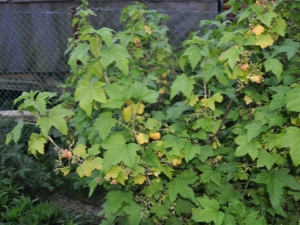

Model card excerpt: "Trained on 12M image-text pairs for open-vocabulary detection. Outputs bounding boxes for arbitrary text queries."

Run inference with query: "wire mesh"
[0,7,218,111]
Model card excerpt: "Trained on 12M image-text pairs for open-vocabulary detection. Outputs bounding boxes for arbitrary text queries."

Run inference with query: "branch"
[211,82,239,142]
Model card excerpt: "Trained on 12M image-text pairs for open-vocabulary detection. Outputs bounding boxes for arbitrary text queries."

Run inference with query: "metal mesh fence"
[0,7,218,111]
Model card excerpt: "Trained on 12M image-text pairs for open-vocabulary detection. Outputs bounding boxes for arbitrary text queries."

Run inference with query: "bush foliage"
[7,0,300,224]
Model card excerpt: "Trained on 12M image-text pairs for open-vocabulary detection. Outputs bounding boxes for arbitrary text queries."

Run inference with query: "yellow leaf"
[244,95,253,105]
[58,166,71,176]
[144,25,152,35]
[73,144,86,157]
[149,132,161,140]
[116,170,128,185]
[134,37,140,44]
[256,34,274,49]
[136,133,149,145]
[77,161,92,177]
[171,158,182,166]
[134,175,147,185]
[161,72,167,78]
[252,25,265,36]
[188,94,199,107]
[158,88,165,94]
[105,165,122,179]
[249,75,264,83]
[123,103,145,122]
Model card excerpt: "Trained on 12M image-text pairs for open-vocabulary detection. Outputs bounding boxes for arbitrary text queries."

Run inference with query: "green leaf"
[102,83,134,108]
[264,58,283,81]
[89,36,101,58]
[74,81,107,117]
[254,168,300,208]
[216,184,241,204]
[284,88,300,112]
[68,42,90,66]
[106,190,133,214]
[217,162,237,182]
[175,198,195,216]
[280,127,300,166]
[199,164,221,186]
[220,45,241,70]
[192,196,225,225]
[28,133,47,157]
[87,144,101,155]
[166,170,198,203]
[37,105,74,137]
[123,203,142,225]
[94,112,116,140]
[88,178,99,198]
[269,93,285,110]
[184,142,201,163]
[272,16,286,36]
[99,44,131,75]
[133,82,158,103]
[257,12,276,27]
[150,204,170,220]
[170,73,196,99]
[245,122,267,141]
[102,134,140,171]
[34,92,57,116]
[97,27,114,47]
[145,118,160,130]
[6,120,24,144]
[256,150,276,170]
[273,39,299,60]
[182,45,202,69]
[234,135,260,160]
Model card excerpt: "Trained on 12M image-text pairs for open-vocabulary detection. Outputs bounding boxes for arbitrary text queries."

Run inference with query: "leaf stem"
[103,70,110,85]
[48,135,60,150]
[242,172,252,202]
[211,82,239,142]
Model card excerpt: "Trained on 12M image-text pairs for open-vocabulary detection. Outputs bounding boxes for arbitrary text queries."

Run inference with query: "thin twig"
[211,82,239,142]
[48,135,60,150]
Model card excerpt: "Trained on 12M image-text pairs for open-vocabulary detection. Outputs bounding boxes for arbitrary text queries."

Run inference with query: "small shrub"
[7,0,300,224]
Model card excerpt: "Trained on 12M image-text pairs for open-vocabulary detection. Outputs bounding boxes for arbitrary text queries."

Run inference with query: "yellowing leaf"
[28,133,47,157]
[172,158,182,166]
[89,157,103,170]
[58,166,71,176]
[256,34,274,49]
[116,170,128,185]
[123,103,145,122]
[73,144,87,157]
[189,94,199,106]
[144,25,152,35]
[134,175,147,185]
[77,161,92,177]
[134,37,140,44]
[252,25,265,36]
[162,72,167,78]
[149,132,161,140]
[136,133,149,144]
[244,96,253,105]
[105,165,122,179]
